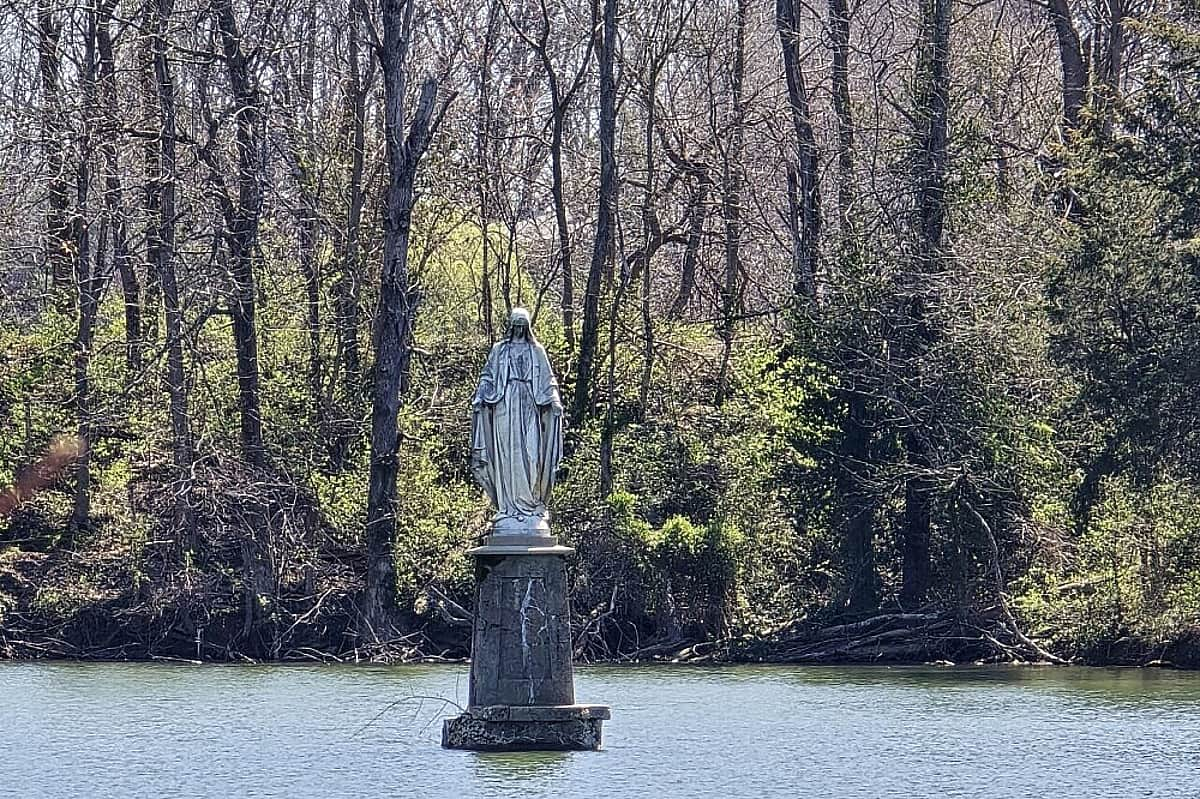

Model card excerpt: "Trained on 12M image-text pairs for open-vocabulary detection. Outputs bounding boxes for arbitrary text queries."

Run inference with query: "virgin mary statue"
[470,308,564,534]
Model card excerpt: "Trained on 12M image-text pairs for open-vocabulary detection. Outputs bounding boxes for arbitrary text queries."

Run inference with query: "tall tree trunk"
[335,13,369,406]
[213,0,266,467]
[523,0,592,352]
[826,0,874,605]
[140,36,161,348]
[71,7,100,531]
[1103,0,1125,97]
[292,2,323,438]
[551,101,574,354]
[37,1,72,298]
[829,0,857,240]
[900,0,951,608]
[776,0,821,301]
[826,0,875,606]
[72,0,131,528]
[476,4,498,341]
[715,0,748,405]
[637,67,662,414]
[901,433,933,607]
[840,392,878,611]
[363,0,442,639]
[147,0,193,545]
[916,0,950,266]
[1046,0,1086,134]
[95,5,140,382]
[668,162,710,320]
[573,0,617,426]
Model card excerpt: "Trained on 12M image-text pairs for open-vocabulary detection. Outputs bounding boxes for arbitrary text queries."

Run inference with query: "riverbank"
[4,475,1198,670]
[3,553,1197,670]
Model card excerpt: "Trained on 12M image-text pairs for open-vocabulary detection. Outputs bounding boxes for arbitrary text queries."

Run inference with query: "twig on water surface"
[350,695,464,738]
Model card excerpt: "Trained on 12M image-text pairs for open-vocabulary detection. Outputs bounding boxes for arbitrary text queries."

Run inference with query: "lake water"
[1,662,1198,797]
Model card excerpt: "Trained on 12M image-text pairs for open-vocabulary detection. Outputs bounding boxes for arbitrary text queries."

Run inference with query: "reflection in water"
[470,750,571,782]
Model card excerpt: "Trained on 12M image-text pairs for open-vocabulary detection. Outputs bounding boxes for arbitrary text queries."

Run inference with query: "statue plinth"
[467,532,574,556]
[442,528,610,751]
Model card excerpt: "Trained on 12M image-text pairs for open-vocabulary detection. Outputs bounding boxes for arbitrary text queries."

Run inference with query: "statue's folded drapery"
[470,325,563,525]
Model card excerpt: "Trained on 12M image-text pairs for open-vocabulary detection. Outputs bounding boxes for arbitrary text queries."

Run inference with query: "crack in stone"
[519,578,535,703]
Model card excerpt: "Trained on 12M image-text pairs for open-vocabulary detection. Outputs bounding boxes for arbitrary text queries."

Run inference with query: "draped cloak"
[470,337,563,521]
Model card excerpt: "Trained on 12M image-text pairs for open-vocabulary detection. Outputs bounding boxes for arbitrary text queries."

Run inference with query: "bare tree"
[714,0,748,404]
[211,0,267,467]
[37,0,72,296]
[363,0,448,639]
[776,0,820,301]
[573,0,617,425]
[900,0,952,608]
[501,0,595,353]
[828,0,857,241]
[1046,0,1087,133]
[145,0,194,544]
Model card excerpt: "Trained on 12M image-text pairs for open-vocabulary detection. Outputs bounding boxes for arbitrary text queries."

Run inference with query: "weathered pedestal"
[442,534,610,751]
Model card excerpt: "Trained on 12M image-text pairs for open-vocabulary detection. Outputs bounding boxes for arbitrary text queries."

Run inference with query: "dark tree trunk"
[71,9,99,531]
[637,65,663,414]
[901,432,933,607]
[115,245,141,380]
[828,0,874,606]
[535,0,594,356]
[1102,0,1125,98]
[37,1,72,298]
[334,14,369,406]
[776,0,821,301]
[289,3,323,437]
[72,0,134,529]
[96,5,139,381]
[140,38,161,348]
[840,392,878,612]
[573,0,617,426]
[1046,0,1087,133]
[829,0,857,240]
[146,0,193,545]
[900,0,951,608]
[916,0,950,267]
[715,0,748,405]
[363,0,442,639]
[668,163,710,320]
[476,9,496,341]
[213,0,266,468]
[551,101,574,354]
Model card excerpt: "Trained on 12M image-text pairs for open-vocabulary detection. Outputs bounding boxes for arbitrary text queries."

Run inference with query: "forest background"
[2,0,1199,667]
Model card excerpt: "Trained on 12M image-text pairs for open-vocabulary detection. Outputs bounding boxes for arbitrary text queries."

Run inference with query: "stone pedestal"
[442,534,610,751]
[442,704,610,751]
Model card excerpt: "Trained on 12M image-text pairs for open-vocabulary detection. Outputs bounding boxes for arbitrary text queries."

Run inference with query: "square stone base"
[441,704,610,751]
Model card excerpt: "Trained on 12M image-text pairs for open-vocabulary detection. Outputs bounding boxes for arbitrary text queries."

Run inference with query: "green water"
[1,662,1197,797]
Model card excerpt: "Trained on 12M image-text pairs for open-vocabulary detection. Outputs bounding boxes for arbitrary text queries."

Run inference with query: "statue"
[447,307,610,752]
[470,307,563,534]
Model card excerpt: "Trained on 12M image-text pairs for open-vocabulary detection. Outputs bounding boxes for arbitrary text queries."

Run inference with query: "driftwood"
[574,584,620,660]
[798,612,941,642]
[961,494,1069,665]
[750,603,1067,665]
[425,584,473,629]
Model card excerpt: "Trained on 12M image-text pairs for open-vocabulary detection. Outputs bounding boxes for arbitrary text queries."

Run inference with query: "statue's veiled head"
[507,307,533,341]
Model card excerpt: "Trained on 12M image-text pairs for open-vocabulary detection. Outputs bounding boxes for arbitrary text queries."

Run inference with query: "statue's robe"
[470,337,563,521]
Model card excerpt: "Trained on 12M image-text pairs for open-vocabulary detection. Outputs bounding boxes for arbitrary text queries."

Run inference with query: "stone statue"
[470,308,563,535]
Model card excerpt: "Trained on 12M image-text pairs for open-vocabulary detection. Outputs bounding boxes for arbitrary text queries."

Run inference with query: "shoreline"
[2,638,1196,670]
